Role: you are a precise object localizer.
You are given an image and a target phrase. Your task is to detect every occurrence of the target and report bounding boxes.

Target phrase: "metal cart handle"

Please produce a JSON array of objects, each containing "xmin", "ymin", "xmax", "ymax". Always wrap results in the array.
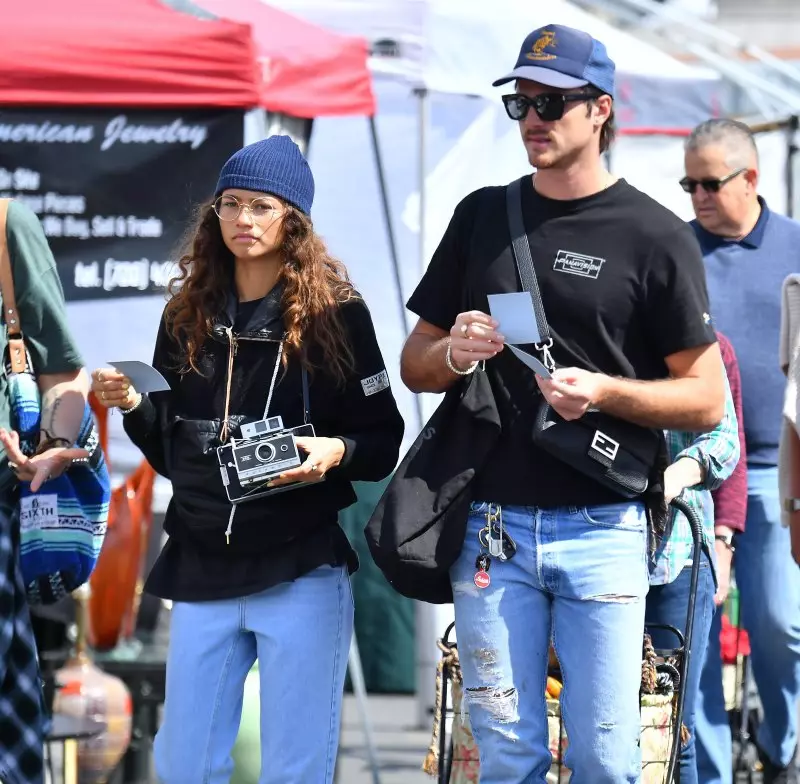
[{"xmin": 666, "ymin": 491, "xmax": 707, "ymax": 784}]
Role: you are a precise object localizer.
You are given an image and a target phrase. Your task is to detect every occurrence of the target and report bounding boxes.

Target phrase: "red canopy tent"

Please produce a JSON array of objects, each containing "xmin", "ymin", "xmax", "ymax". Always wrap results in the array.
[
  {"xmin": 196, "ymin": 0, "xmax": 376, "ymax": 117},
  {"xmin": 0, "ymin": 0, "xmax": 261, "ymax": 107},
  {"xmin": 0, "ymin": 0, "xmax": 408, "ymax": 421}
]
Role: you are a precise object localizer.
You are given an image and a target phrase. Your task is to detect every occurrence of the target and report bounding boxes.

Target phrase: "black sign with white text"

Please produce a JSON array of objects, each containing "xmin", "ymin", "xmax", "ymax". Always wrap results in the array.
[{"xmin": 0, "ymin": 108, "xmax": 244, "ymax": 301}]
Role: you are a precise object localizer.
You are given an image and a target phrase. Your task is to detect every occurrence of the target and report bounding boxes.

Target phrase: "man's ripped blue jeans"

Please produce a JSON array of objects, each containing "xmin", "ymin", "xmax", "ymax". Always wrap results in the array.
[{"xmin": 450, "ymin": 501, "xmax": 649, "ymax": 784}]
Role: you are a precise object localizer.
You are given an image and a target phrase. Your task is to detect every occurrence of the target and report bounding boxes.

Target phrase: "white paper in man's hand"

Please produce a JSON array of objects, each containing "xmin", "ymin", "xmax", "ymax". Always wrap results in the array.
[
  {"xmin": 507, "ymin": 345, "xmax": 552, "ymax": 379},
  {"xmin": 487, "ymin": 292, "xmax": 541, "ymax": 345},
  {"xmin": 107, "ymin": 361, "xmax": 171, "ymax": 393}
]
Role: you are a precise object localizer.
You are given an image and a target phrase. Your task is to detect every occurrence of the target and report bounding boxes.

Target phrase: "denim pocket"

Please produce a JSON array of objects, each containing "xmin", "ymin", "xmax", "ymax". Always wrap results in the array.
[{"xmin": 581, "ymin": 502, "xmax": 646, "ymax": 531}]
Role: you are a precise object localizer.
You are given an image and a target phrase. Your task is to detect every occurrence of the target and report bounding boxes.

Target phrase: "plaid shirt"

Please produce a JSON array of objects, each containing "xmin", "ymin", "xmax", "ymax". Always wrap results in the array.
[
  {"xmin": 649, "ymin": 370, "xmax": 741, "ymax": 586},
  {"xmin": 0, "ymin": 492, "xmax": 46, "ymax": 784}
]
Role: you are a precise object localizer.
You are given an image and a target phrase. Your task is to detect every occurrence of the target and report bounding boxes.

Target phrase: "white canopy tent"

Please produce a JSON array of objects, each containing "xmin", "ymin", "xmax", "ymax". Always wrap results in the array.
[
  {"xmin": 261, "ymin": 0, "xmax": 718, "ymax": 96},
  {"xmin": 266, "ymin": 0, "xmax": 793, "ymax": 430}
]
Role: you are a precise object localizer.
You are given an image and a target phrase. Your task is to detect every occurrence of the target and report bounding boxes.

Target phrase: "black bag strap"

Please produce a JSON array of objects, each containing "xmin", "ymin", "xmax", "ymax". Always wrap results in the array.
[
  {"xmin": 506, "ymin": 179, "xmax": 551, "ymax": 344},
  {"xmin": 0, "ymin": 199, "xmax": 27, "ymax": 374},
  {"xmin": 506, "ymin": 179, "xmax": 556, "ymax": 374}
]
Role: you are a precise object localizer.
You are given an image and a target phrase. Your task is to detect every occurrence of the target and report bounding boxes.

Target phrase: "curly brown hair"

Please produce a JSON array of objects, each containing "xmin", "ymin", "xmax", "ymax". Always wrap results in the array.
[{"xmin": 164, "ymin": 201, "xmax": 357, "ymax": 385}]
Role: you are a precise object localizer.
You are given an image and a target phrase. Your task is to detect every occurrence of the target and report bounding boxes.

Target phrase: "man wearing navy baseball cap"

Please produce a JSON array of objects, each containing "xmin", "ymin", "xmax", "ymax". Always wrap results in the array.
[
  {"xmin": 493, "ymin": 24, "xmax": 617, "ymax": 171},
  {"xmin": 401, "ymin": 23, "xmax": 724, "ymax": 783}
]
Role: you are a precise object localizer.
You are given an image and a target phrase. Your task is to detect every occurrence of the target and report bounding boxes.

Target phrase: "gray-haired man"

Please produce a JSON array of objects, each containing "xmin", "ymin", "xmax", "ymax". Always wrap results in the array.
[{"xmin": 685, "ymin": 118, "xmax": 800, "ymax": 784}]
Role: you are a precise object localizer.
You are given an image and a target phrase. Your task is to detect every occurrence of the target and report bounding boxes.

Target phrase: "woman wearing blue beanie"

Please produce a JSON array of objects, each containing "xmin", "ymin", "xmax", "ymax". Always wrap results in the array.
[{"xmin": 90, "ymin": 135, "xmax": 404, "ymax": 783}]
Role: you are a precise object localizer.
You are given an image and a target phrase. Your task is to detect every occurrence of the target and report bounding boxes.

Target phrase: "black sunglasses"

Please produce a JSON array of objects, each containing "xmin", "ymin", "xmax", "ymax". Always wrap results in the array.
[
  {"xmin": 501, "ymin": 91, "xmax": 599, "ymax": 122},
  {"xmin": 679, "ymin": 167, "xmax": 746, "ymax": 194}
]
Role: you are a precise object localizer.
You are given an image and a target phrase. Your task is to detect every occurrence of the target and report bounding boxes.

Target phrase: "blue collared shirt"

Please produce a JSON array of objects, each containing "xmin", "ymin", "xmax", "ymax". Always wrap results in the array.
[
  {"xmin": 692, "ymin": 195, "xmax": 770, "ymax": 252},
  {"xmin": 694, "ymin": 195, "xmax": 800, "ymax": 467}
]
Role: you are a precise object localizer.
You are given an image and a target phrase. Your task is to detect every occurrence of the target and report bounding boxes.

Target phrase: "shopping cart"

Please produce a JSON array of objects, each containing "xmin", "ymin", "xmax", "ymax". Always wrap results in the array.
[{"xmin": 424, "ymin": 494, "xmax": 706, "ymax": 784}]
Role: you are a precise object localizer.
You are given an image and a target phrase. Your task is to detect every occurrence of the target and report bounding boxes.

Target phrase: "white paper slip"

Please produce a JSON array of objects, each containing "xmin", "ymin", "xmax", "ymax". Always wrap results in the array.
[
  {"xmin": 487, "ymin": 292, "xmax": 541, "ymax": 345},
  {"xmin": 107, "ymin": 361, "xmax": 171, "ymax": 393},
  {"xmin": 507, "ymin": 345, "xmax": 552, "ymax": 379}
]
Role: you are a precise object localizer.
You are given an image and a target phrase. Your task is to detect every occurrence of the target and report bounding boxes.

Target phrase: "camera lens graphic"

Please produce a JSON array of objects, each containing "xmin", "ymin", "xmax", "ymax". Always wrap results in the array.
[{"xmin": 255, "ymin": 442, "xmax": 277, "ymax": 463}]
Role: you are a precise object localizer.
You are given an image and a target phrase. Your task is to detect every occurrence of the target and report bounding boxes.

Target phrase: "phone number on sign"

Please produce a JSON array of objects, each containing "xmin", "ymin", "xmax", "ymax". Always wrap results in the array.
[{"xmin": 73, "ymin": 259, "xmax": 178, "ymax": 292}]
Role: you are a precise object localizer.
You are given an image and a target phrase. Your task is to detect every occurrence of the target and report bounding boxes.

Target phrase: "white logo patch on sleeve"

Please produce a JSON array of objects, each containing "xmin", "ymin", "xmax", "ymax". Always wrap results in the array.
[{"xmin": 361, "ymin": 369, "xmax": 390, "ymax": 396}]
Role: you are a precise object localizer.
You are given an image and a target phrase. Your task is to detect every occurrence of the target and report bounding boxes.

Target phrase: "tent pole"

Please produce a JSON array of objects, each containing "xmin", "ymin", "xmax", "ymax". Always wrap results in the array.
[
  {"xmin": 788, "ymin": 115, "xmax": 798, "ymax": 219},
  {"xmin": 411, "ymin": 86, "xmax": 457, "ymax": 733},
  {"xmin": 367, "ymin": 114, "xmax": 424, "ymax": 434},
  {"xmin": 416, "ymin": 88, "xmax": 429, "ymax": 279},
  {"xmin": 348, "ymin": 634, "xmax": 383, "ymax": 784}
]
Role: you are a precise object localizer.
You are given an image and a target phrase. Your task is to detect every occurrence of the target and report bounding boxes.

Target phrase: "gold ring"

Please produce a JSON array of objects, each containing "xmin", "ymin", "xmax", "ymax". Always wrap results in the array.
[
  {"xmin": 101, "ymin": 391, "xmax": 106, "ymax": 401},
  {"xmin": 310, "ymin": 463, "xmax": 318, "ymax": 472},
  {"xmin": 460, "ymin": 323, "xmax": 468, "ymax": 335}
]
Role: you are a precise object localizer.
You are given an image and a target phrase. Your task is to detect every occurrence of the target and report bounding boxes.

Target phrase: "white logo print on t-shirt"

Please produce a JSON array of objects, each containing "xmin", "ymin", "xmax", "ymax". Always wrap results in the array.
[{"xmin": 552, "ymin": 250, "xmax": 606, "ymax": 279}]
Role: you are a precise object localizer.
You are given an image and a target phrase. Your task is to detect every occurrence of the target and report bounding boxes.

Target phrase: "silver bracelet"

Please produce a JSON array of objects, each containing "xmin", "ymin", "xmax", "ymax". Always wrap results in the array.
[
  {"xmin": 446, "ymin": 340, "xmax": 478, "ymax": 376},
  {"xmin": 119, "ymin": 393, "xmax": 144, "ymax": 416}
]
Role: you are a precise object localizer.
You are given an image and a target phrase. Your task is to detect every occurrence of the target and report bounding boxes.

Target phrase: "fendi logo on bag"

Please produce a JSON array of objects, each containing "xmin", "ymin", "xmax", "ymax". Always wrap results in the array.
[{"xmin": 553, "ymin": 250, "xmax": 606, "ymax": 279}]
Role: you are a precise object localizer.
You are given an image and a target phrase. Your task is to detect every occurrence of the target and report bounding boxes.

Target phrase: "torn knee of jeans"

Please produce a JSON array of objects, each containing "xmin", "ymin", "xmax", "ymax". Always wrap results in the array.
[
  {"xmin": 465, "ymin": 686, "xmax": 519, "ymax": 724},
  {"xmin": 588, "ymin": 593, "xmax": 639, "ymax": 603},
  {"xmin": 473, "ymin": 647, "xmax": 499, "ymax": 668},
  {"xmin": 469, "ymin": 646, "xmax": 505, "ymax": 685}
]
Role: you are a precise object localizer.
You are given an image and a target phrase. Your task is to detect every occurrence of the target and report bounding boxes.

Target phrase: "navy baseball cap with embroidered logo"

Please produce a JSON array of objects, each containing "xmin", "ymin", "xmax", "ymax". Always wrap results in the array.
[{"xmin": 492, "ymin": 24, "xmax": 615, "ymax": 97}]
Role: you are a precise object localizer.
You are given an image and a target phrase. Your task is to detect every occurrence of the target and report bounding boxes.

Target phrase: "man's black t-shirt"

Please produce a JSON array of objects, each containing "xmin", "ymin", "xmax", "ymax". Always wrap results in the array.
[{"xmin": 407, "ymin": 176, "xmax": 716, "ymax": 508}]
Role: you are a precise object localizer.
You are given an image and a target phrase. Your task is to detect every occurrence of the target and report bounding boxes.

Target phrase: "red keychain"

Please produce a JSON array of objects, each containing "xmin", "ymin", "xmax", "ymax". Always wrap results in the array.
[{"xmin": 474, "ymin": 554, "xmax": 491, "ymax": 589}]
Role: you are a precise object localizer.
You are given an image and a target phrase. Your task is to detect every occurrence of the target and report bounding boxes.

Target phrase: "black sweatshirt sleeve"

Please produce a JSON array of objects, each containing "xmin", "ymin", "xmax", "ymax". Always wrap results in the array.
[
  {"xmin": 121, "ymin": 310, "xmax": 180, "ymax": 478},
  {"xmin": 326, "ymin": 297, "xmax": 405, "ymax": 482}
]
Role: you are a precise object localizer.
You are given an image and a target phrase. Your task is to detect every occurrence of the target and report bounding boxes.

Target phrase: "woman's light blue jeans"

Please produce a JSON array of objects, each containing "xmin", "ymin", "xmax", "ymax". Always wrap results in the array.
[
  {"xmin": 450, "ymin": 501, "xmax": 649, "ymax": 784},
  {"xmin": 153, "ymin": 564, "xmax": 354, "ymax": 784}
]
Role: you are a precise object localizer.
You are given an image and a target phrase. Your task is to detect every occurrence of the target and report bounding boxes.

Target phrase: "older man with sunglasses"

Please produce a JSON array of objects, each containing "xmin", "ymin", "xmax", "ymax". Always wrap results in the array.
[{"xmin": 685, "ymin": 119, "xmax": 800, "ymax": 784}]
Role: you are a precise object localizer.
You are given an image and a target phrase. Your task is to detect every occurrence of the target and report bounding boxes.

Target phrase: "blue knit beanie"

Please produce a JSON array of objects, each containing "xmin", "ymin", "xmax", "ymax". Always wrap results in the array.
[{"xmin": 214, "ymin": 135, "xmax": 315, "ymax": 215}]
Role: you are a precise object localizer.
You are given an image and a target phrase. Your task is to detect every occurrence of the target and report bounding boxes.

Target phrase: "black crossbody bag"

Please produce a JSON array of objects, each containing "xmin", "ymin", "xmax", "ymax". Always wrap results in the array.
[{"xmin": 506, "ymin": 178, "xmax": 664, "ymax": 499}]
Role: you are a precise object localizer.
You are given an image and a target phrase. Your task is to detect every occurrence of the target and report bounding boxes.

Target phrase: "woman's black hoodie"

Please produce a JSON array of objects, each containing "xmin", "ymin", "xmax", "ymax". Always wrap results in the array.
[{"xmin": 122, "ymin": 285, "xmax": 405, "ymax": 601}]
